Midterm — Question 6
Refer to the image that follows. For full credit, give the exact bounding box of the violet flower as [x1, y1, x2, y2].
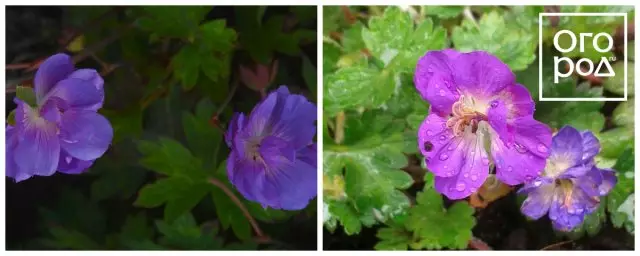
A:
[519, 126, 616, 231]
[6, 54, 113, 182]
[225, 86, 317, 210]
[415, 49, 552, 199]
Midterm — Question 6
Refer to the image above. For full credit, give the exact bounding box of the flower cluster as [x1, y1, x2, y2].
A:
[519, 126, 616, 231]
[6, 54, 113, 182]
[414, 49, 552, 199]
[225, 86, 317, 210]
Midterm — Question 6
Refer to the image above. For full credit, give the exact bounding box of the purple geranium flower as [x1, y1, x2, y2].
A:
[6, 54, 113, 182]
[519, 126, 616, 231]
[225, 85, 317, 210]
[415, 49, 552, 199]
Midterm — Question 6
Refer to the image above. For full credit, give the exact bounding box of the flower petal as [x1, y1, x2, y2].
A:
[270, 88, 317, 149]
[418, 111, 459, 177]
[6, 126, 33, 182]
[59, 110, 113, 161]
[580, 131, 600, 163]
[57, 150, 94, 174]
[451, 51, 515, 97]
[34, 53, 74, 102]
[550, 126, 584, 166]
[491, 130, 547, 185]
[68, 69, 105, 111]
[414, 50, 459, 114]
[45, 78, 103, 110]
[496, 83, 535, 120]
[578, 167, 617, 197]
[520, 182, 555, 219]
[548, 186, 598, 231]
[433, 129, 490, 199]
[13, 101, 60, 177]
[225, 113, 246, 148]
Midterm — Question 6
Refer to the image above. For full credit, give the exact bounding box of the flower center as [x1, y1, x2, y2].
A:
[245, 140, 263, 163]
[446, 95, 489, 136]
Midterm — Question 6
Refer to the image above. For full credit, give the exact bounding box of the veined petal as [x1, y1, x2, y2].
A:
[580, 131, 600, 163]
[34, 53, 74, 102]
[45, 78, 103, 110]
[68, 69, 105, 111]
[13, 103, 60, 177]
[57, 150, 94, 174]
[577, 167, 617, 197]
[418, 111, 459, 177]
[496, 84, 535, 120]
[6, 126, 32, 182]
[59, 110, 113, 161]
[270, 87, 317, 149]
[491, 129, 547, 185]
[414, 50, 459, 114]
[451, 51, 515, 98]
[225, 113, 246, 148]
[433, 128, 490, 199]
[548, 185, 599, 231]
[520, 182, 555, 219]
[550, 126, 583, 166]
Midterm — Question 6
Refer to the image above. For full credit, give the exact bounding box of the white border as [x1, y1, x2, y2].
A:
[539, 12, 628, 102]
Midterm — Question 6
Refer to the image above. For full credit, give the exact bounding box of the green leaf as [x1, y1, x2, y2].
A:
[342, 22, 366, 53]
[606, 149, 634, 234]
[324, 111, 413, 232]
[422, 6, 464, 19]
[323, 42, 342, 75]
[598, 127, 633, 158]
[137, 138, 206, 178]
[119, 213, 154, 244]
[40, 227, 101, 250]
[603, 62, 634, 97]
[16, 86, 37, 106]
[612, 100, 634, 127]
[452, 10, 536, 71]
[565, 112, 605, 132]
[154, 213, 226, 249]
[405, 189, 475, 250]
[198, 20, 236, 85]
[182, 106, 223, 169]
[375, 226, 412, 250]
[164, 183, 209, 222]
[137, 6, 210, 38]
[565, 203, 606, 239]
[324, 66, 395, 116]
[362, 7, 446, 70]
[172, 44, 201, 90]
[134, 177, 190, 208]
[327, 201, 362, 235]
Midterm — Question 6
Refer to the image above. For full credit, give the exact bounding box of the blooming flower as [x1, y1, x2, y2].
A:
[6, 53, 113, 182]
[225, 85, 317, 210]
[519, 126, 616, 231]
[415, 49, 552, 199]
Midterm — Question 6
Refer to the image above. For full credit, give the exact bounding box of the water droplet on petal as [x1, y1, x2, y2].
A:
[463, 173, 469, 178]
[443, 165, 448, 169]
[507, 166, 514, 172]
[481, 157, 490, 165]
[65, 157, 73, 164]
[426, 130, 433, 136]
[439, 135, 447, 141]
[471, 175, 478, 181]
[537, 143, 548, 153]
[470, 187, 477, 193]
[514, 143, 527, 153]
[533, 180, 542, 186]
[491, 101, 499, 108]
[567, 208, 575, 214]
[455, 183, 466, 192]
[576, 208, 584, 214]
[439, 154, 449, 160]
[550, 215, 557, 220]
[439, 89, 446, 96]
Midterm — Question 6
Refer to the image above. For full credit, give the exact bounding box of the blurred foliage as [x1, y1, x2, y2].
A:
[6, 6, 316, 250]
[322, 5, 634, 250]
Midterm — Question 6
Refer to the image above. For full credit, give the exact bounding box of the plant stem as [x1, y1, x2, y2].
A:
[468, 236, 492, 250]
[208, 177, 266, 239]
[463, 6, 479, 29]
[334, 111, 346, 144]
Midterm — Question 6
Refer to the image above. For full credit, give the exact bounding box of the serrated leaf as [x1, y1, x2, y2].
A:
[323, 42, 342, 75]
[164, 183, 209, 222]
[40, 227, 101, 250]
[182, 108, 223, 169]
[137, 138, 206, 178]
[374, 226, 412, 250]
[565, 112, 605, 132]
[119, 213, 154, 244]
[137, 6, 210, 38]
[598, 127, 633, 158]
[324, 111, 412, 231]
[342, 22, 366, 53]
[362, 7, 446, 70]
[423, 6, 464, 19]
[172, 44, 201, 90]
[324, 66, 395, 116]
[606, 149, 634, 234]
[603, 62, 634, 97]
[405, 189, 475, 250]
[134, 177, 190, 208]
[327, 201, 362, 235]
[452, 10, 536, 71]
[612, 100, 634, 127]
